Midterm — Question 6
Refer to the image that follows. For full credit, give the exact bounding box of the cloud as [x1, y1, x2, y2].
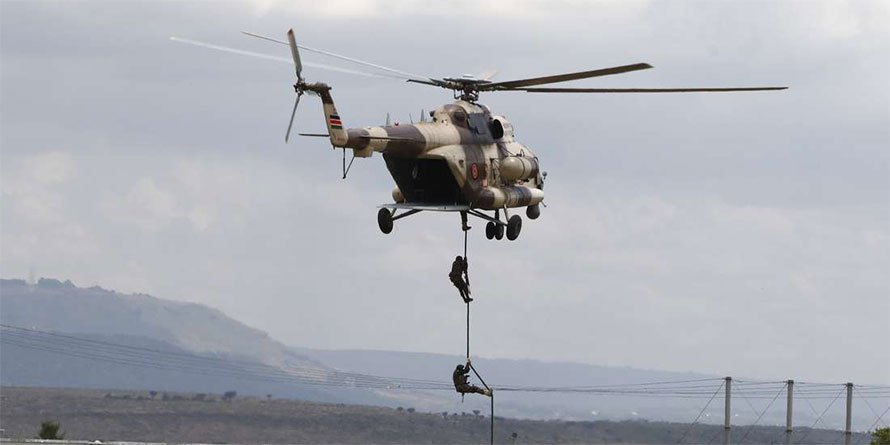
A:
[2, 151, 76, 223]
[124, 178, 180, 232]
[23, 151, 76, 184]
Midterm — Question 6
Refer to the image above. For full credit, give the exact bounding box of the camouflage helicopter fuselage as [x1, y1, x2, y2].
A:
[315, 85, 544, 212]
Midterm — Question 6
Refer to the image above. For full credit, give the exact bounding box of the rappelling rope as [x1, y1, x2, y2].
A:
[464, 228, 470, 359]
[461, 223, 494, 445]
[462, 227, 488, 390]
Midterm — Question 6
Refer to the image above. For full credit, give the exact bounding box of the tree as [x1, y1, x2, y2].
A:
[149, 390, 158, 399]
[222, 390, 237, 401]
[37, 421, 64, 439]
[872, 427, 890, 445]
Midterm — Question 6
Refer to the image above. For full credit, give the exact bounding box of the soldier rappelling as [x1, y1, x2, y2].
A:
[449, 255, 471, 303]
[453, 361, 491, 397]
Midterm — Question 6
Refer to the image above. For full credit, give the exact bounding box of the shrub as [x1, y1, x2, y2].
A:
[37, 420, 64, 439]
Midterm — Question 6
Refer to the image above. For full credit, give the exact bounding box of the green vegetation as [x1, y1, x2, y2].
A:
[872, 427, 890, 445]
[37, 420, 64, 439]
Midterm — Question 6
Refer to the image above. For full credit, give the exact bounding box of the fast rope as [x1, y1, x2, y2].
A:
[460, 221, 495, 445]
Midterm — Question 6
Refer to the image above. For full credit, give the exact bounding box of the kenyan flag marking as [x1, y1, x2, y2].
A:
[329, 113, 343, 130]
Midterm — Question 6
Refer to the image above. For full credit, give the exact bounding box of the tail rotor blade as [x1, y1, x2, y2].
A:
[285, 92, 302, 143]
[287, 29, 303, 81]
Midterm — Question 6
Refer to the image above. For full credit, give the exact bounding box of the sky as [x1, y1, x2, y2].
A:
[1, 0, 888, 385]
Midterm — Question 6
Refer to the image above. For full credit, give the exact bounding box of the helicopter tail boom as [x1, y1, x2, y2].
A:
[315, 88, 349, 147]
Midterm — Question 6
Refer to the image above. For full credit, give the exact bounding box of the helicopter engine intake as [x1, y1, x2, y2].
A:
[498, 156, 539, 182]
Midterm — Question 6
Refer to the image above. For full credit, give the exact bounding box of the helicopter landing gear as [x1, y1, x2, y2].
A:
[495, 223, 505, 240]
[377, 208, 393, 234]
[475, 209, 517, 241]
[377, 207, 423, 234]
[506, 215, 522, 241]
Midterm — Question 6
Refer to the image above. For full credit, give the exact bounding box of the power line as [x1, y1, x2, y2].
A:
[676, 380, 725, 444]
[796, 386, 846, 444]
[736, 382, 786, 444]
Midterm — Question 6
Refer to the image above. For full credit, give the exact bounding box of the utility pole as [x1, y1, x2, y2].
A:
[724, 376, 732, 445]
[844, 382, 853, 445]
[785, 380, 794, 445]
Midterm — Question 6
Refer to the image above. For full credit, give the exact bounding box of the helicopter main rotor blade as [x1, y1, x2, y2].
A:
[243, 31, 436, 83]
[518, 86, 788, 93]
[170, 37, 391, 79]
[483, 63, 653, 90]
[285, 92, 302, 143]
[287, 29, 303, 81]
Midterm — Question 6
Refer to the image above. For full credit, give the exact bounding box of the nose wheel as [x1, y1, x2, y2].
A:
[377, 208, 394, 234]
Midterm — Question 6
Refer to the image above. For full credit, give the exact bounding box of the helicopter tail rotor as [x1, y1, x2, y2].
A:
[283, 29, 306, 142]
[285, 91, 302, 143]
[287, 29, 303, 81]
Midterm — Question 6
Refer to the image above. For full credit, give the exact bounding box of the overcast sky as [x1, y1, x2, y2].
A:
[1, 0, 888, 385]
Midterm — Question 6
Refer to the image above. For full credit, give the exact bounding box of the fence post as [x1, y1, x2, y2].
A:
[724, 376, 732, 445]
[844, 382, 853, 445]
[785, 380, 794, 445]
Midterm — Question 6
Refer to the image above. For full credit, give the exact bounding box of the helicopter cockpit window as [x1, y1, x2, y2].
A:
[451, 109, 467, 124]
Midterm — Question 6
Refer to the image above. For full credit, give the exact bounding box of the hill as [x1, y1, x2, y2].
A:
[0, 278, 390, 406]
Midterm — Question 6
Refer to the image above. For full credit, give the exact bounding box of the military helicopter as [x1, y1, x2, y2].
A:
[175, 29, 786, 241]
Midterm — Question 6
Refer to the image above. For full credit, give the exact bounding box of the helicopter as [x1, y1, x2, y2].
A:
[175, 29, 786, 241]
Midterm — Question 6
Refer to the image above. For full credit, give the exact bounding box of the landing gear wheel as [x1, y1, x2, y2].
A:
[485, 221, 496, 240]
[506, 215, 522, 241]
[377, 208, 393, 234]
[494, 223, 505, 240]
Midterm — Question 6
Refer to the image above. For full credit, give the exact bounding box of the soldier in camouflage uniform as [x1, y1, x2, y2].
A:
[449, 256, 472, 303]
[453, 361, 491, 397]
